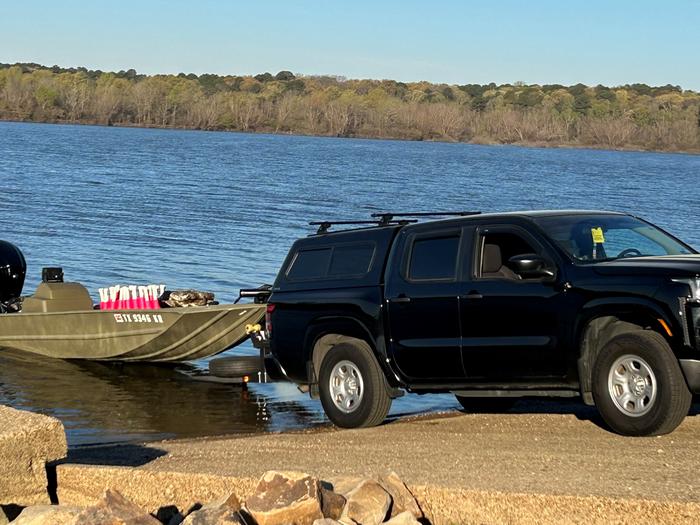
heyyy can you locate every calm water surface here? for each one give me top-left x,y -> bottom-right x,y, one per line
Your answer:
1,121 -> 699,445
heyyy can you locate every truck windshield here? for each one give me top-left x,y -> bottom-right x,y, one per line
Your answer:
533,214 -> 695,263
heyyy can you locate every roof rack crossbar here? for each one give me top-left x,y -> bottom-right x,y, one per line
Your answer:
309,211 -> 479,234
371,211 -> 481,218
309,219 -> 416,234
371,211 -> 481,226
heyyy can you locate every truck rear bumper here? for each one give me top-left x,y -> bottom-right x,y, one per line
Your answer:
679,359 -> 700,393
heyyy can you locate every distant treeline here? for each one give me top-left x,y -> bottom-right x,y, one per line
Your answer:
1,62 -> 699,152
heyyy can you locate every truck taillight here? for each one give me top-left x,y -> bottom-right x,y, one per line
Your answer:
265,303 -> 275,336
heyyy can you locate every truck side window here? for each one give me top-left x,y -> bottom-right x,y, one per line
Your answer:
479,232 -> 538,280
328,244 -> 375,276
287,243 -> 375,281
408,234 -> 460,280
287,248 -> 332,280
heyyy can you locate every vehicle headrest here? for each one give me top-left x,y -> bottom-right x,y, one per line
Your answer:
483,244 -> 503,273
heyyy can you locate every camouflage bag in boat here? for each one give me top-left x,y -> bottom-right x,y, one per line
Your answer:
163,289 -> 217,308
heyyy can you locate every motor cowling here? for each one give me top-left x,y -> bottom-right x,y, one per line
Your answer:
0,241 -> 26,303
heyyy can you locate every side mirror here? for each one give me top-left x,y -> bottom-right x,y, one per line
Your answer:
508,254 -> 556,279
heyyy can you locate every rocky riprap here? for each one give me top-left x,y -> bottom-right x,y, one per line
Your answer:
5,470 -> 425,525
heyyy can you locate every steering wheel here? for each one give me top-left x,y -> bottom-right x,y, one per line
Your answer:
617,248 -> 642,258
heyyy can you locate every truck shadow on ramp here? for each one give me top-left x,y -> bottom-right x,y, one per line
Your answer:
447,397 -> 700,431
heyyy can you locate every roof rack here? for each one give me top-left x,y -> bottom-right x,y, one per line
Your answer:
370,211 -> 481,225
309,219 -> 416,235
310,211 -> 481,234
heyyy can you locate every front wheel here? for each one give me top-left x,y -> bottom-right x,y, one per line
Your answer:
318,342 -> 392,428
592,331 -> 691,436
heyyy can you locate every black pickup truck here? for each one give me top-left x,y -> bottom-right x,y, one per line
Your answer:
266,210 -> 700,436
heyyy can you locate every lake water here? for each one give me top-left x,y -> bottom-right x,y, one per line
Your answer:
1,121 -> 699,445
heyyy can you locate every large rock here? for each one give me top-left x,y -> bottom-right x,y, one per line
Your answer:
325,477 -> 364,498
73,489 -> 160,525
182,493 -> 243,524
0,405 -> 67,505
379,472 -> 422,519
12,505 -> 82,525
246,471 -> 324,525
320,487 -> 346,520
340,480 -> 391,525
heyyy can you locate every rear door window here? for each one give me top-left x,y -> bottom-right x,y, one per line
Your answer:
408,234 -> 460,280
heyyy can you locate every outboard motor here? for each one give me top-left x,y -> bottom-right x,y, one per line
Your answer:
0,240 -> 26,304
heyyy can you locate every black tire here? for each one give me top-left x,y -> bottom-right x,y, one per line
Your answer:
209,356 -> 262,378
318,342 -> 392,428
455,395 -> 516,413
592,330 -> 691,436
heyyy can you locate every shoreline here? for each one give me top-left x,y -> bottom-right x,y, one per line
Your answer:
55,407 -> 700,524
61,407 -> 700,503
5,403 -> 700,523
2,117 -> 699,156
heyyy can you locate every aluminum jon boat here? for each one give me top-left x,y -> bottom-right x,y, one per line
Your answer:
0,241 -> 266,362
0,301 -> 265,362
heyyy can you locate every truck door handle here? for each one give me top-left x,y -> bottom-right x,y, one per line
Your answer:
390,295 -> 412,303
463,292 -> 483,300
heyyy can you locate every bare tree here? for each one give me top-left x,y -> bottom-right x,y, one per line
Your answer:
58,73 -> 91,122
1,66 -> 34,118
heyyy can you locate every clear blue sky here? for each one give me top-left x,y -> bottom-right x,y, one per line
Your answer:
2,0 -> 699,89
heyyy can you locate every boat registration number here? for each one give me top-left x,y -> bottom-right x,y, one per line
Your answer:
114,313 -> 164,323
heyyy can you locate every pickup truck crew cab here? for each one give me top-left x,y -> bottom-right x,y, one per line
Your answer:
266,211 -> 700,436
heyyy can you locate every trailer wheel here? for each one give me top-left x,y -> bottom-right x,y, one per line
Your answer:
318,342 -> 392,428
209,356 -> 262,378
592,330 -> 691,436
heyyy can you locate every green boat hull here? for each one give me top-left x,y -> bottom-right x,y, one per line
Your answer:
0,304 -> 265,362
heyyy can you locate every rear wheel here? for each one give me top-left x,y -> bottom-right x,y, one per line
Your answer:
318,342 -> 392,428
592,331 -> 691,436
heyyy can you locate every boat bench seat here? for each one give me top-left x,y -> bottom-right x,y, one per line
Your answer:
23,282 -> 94,313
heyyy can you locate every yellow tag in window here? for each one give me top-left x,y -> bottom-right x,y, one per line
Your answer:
591,227 -> 605,244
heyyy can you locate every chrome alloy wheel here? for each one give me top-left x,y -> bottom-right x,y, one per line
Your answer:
329,360 -> 364,414
607,354 -> 657,417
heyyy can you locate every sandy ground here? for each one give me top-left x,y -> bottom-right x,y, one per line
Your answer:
67,400 -> 700,503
